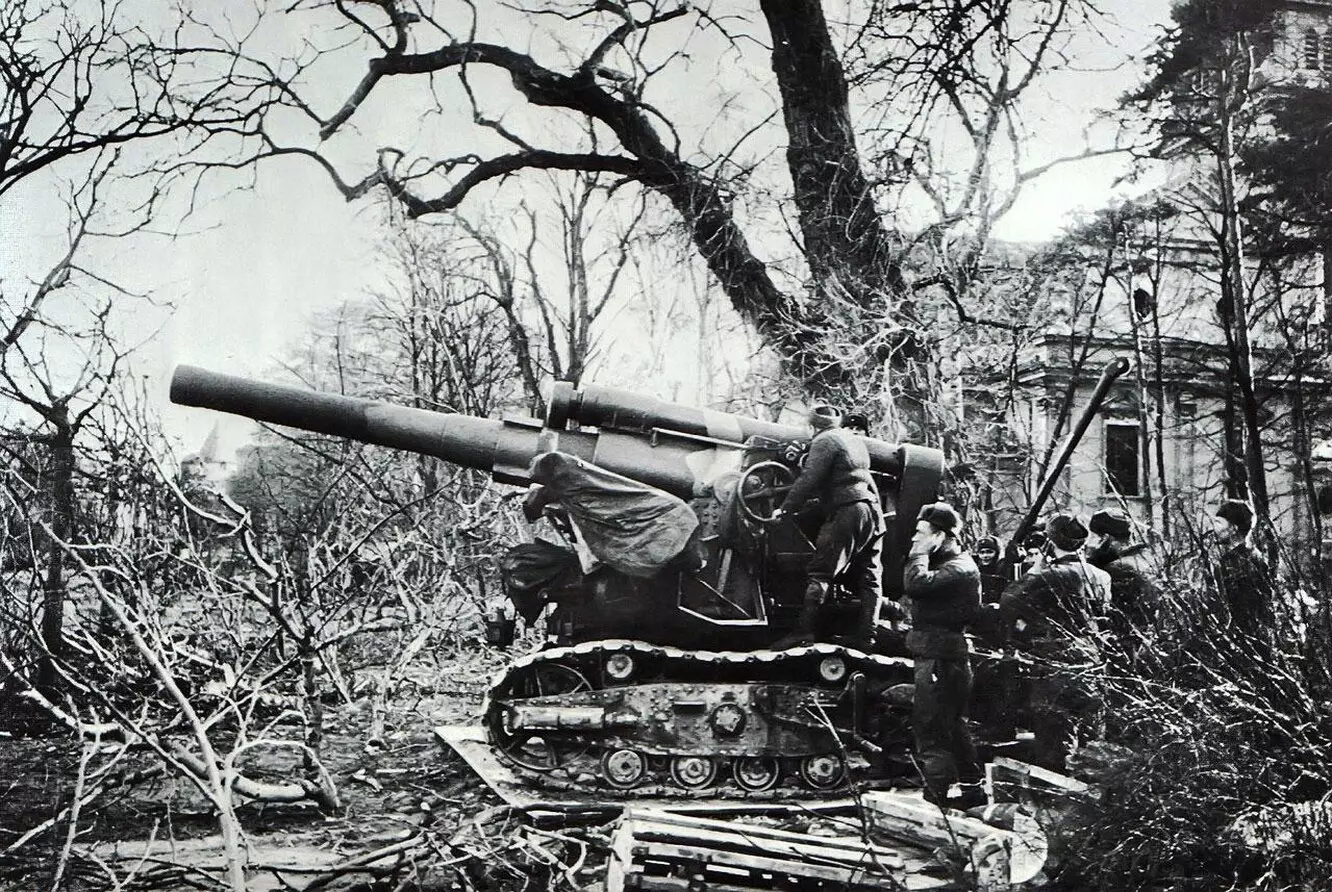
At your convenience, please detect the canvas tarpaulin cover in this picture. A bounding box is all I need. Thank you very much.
[524,451,700,578]
[500,540,583,623]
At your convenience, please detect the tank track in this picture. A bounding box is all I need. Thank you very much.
[482,640,914,799]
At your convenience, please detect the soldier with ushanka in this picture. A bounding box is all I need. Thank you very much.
[1000,513,1110,772]
[900,502,986,810]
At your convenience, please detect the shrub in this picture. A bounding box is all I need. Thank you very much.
[1047,558,1332,891]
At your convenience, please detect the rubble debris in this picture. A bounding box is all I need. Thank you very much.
[605,807,906,891]
[862,790,1047,886]
[986,757,1099,808]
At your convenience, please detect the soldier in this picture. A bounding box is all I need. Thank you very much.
[772,405,885,647]
[1019,529,1047,576]
[969,534,1010,737]
[843,411,871,437]
[902,502,985,809]
[1000,514,1111,772]
[1087,509,1157,660]
[1211,499,1274,642]
[974,535,1006,604]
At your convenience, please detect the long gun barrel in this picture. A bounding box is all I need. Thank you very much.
[548,382,907,476]
[171,365,569,484]
[1005,356,1132,565]
[169,368,943,523]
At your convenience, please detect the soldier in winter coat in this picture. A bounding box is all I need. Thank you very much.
[1087,509,1157,660]
[1211,499,1275,642]
[772,405,886,647]
[901,502,986,809]
[1000,514,1111,772]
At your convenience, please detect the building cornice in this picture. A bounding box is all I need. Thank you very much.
[969,333,1326,392]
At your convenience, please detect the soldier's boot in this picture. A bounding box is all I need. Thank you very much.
[775,581,828,648]
[854,590,883,650]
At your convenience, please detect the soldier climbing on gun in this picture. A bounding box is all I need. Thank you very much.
[771,405,886,648]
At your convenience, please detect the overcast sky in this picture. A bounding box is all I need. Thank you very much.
[2,0,1175,456]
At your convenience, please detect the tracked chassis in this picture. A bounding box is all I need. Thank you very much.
[482,640,915,798]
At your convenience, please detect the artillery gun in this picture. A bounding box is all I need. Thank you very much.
[170,360,1126,799]
[171,367,942,796]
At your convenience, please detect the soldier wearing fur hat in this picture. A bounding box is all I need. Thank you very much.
[999,513,1111,772]
[772,404,885,647]
[842,410,871,437]
[1211,499,1274,641]
[899,502,985,808]
[1088,510,1157,660]
[973,535,1006,605]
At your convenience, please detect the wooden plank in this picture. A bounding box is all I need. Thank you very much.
[988,756,1096,800]
[628,870,831,892]
[862,790,1048,886]
[606,809,909,892]
[861,791,1002,848]
[625,808,906,862]
[608,830,962,892]
[605,816,636,892]
[628,839,894,885]
[630,876,760,892]
[624,877,691,892]
[629,823,906,874]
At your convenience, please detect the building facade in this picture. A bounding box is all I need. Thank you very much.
[973,335,1326,552]
[954,0,1332,562]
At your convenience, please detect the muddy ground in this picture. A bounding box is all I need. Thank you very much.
[0,647,583,891]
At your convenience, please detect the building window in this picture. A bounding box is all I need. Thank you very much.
[1104,421,1141,497]
[1318,485,1332,515]
[1304,30,1322,70]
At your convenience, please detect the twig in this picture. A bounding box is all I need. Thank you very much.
[301,833,421,892]
[50,719,96,892]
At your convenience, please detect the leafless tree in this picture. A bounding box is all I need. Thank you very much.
[946,207,1125,529]
[0,388,349,891]
[453,169,650,404]
[0,0,303,690]
[0,154,147,691]
[1129,0,1283,532]
[151,1,1120,399]
[218,267,543,769]
[0,0,267,195]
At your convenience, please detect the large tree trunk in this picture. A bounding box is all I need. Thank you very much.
[1217,134,1269,524]
[759,0,925,405]
[759,0,904,306]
